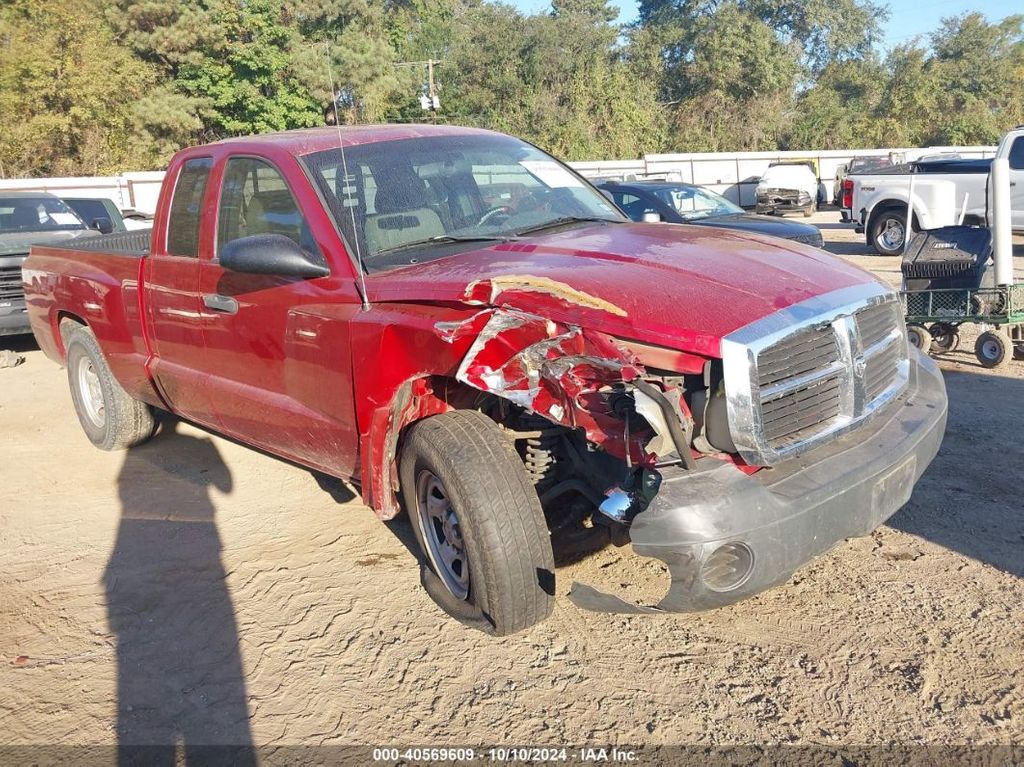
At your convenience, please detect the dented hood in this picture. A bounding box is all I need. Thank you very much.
[363,222,878,357]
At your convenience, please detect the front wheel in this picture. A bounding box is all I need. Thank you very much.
[399,410,555,635]
[66,326,156,450]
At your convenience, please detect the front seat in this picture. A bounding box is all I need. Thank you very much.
[363,165,445,255]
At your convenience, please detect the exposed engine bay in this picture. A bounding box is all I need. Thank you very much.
[436,306,741,557]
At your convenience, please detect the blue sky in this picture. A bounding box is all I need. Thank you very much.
[509,0,1022,50]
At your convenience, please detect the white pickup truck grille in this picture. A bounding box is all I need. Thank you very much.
[721,284,909,466]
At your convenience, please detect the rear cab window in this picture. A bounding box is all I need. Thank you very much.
[166,158,213,257]
[1008,137,1024,171]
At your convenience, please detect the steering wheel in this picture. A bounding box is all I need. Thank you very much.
[476,206,512,227]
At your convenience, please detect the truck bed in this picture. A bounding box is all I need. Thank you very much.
[24,232,158,403]
[52,228,151,256]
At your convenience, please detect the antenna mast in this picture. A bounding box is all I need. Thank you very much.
[325,42,371,311]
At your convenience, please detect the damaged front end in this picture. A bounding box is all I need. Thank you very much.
[436,304,746,612]
[435,282,947,615]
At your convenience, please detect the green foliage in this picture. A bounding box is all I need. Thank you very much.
[173,0,322,135]
[0,0,179,176]
[0,0,1023,177]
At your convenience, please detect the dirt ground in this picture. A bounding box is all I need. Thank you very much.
[2,213,1023,754]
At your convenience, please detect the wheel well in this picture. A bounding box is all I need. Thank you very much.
[867,201,920,241]
[56,312,87,356]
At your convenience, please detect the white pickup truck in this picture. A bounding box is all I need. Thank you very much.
[841,127,1024,255]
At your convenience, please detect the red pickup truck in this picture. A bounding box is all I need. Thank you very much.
[23,125,947,635]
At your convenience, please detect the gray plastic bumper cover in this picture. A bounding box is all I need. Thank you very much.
[568,349,948,613]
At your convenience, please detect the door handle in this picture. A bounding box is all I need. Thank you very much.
[202,294,239,314]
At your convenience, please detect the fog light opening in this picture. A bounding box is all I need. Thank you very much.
[701,542,755,592]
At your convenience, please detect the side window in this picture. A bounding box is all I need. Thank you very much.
[216,157,321,257]
[1009,137,1024,171]
[615,193,657,221]
[167,158,212,257]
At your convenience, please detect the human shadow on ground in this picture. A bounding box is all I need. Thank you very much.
[888,365,1024,577]
[104,421,255,765]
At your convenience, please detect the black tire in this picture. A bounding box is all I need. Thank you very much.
[975,330,1011,370]
[868,206,906,256]
[66,325,156,450]
[399,410,555,636]
[906,324,931,355]
[929,322,960,353]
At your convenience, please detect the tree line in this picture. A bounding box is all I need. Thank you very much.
[0,0,1021,177]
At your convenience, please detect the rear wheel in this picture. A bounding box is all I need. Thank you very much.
[929,322,960,353]
[66,326,156,450]
[869,207,906,256]
[975,330,1011,370]
[906,324,931,355]
[399,410,555,635]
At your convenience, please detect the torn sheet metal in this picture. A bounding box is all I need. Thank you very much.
[436,308,649,461]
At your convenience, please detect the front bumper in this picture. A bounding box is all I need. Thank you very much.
[569,348,947,613]
[755,193,813,215]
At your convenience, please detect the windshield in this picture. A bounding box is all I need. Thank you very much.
[848,157,892,174]
[650,185,743,221]
[0,196,85,234]
[303,134,623,272]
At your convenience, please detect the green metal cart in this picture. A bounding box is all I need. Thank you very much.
[901,283,1024,369]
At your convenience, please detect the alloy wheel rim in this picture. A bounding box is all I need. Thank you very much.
[415,470,470,600]
[880,218,905,250]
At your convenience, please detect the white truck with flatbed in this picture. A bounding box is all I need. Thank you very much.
[840,127,1024,255]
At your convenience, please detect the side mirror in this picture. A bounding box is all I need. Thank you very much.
[642,211,662,223]
[599,189,615,202]
[220,234,330,279]
[90,217,114,235]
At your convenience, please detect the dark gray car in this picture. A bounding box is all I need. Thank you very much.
[598,180,823,248]
[0,191,96,336]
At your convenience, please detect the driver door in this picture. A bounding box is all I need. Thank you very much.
[198,154,361,476]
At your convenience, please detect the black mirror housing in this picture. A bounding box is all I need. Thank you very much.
[90,217,114,235]
[219,234,330,279]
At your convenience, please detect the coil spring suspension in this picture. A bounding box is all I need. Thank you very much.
[521,415,560,491]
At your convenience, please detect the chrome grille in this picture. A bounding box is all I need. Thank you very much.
[757,324,838,388]
[0,266,23,302]
[761,373,843,445]
[856,302,899,349]
[721,284,910,466]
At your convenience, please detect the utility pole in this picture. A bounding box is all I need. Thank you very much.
[427,59,438,124]
[394,59,444,122]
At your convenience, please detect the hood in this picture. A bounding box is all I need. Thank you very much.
[689,214,820,241]
[364,222,879,357]
[0,228,96,258]
[756,166,817,197]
